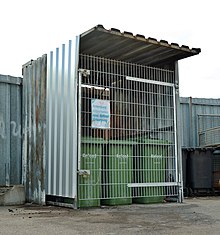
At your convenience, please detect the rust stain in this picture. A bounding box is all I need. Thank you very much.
[36,105,39,129]
[24,56,47,203]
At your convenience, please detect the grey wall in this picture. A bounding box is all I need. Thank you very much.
[180,97,220,148]
[0,74,22,186]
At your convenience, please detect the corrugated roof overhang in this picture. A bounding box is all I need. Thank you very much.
[80,25,201,67]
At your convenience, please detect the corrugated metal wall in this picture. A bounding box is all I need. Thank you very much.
[0,74,22,186]
[22,38,79,204]
[46,39,79,200]
[180,97,220,148]
[22,57,47,204]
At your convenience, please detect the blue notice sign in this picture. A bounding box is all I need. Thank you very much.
[91,99,110,129]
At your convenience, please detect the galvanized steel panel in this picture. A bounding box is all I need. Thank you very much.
[0,75,22,186]
[47,38,79,199]
[180,97,220,147]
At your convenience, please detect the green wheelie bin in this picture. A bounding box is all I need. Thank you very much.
[78,137,103,208]
[101,139,134,205]
[133,138,167,204]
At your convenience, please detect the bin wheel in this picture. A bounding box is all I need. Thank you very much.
[188,187,193,197]
[211,188,216,196]
[183,187,189,197]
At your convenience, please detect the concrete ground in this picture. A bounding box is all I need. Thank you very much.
[0,197,219,235]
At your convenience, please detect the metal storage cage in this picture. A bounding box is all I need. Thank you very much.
[78,55,178,206]
[22,25,200,207]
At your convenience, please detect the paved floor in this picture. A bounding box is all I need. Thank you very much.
[0,197,219,235]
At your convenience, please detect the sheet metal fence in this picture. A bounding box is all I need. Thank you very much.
[22,38,80,204]
[0,75,22,186]
[46,39,79,201]
[180,97,220,148]
[198,114,220,147]
[22,57,47,203]
[77,54,180,207]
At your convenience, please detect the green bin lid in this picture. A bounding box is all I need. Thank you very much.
[81,137,104,144]
[107,139,138,145]
[139,137,169,145]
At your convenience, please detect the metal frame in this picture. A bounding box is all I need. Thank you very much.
[77,71,82,175]
[175,62,184,202]
[125,76,178,190]
[77,54,182,206]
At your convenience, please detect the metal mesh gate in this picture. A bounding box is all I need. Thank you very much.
[77,54,180,207]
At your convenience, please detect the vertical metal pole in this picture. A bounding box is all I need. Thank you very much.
[46,51,53,196]
[72,36,80,209]
[22,67,28,192]
[189,97,193,147]
[5,84,10,186]
[173,85,178,181]
[78,72,82,172]
[174,62,184,202]
[75,70,82,209]
[197,114,200,147]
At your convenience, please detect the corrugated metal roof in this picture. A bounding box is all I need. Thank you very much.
[80,25,201,67]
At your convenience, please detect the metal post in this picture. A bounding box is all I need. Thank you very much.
[189,97,193,147]
[77,69,90,173]
[173,85,178,187]
[77,72,82,173]
[175,61,184,202]
[197,114,201,147]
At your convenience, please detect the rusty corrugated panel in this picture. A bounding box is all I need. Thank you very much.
[0,75,22,186]
[22,56,47,204]
[80,25,201,67]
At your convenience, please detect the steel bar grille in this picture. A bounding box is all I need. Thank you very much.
[78,54,179,207]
